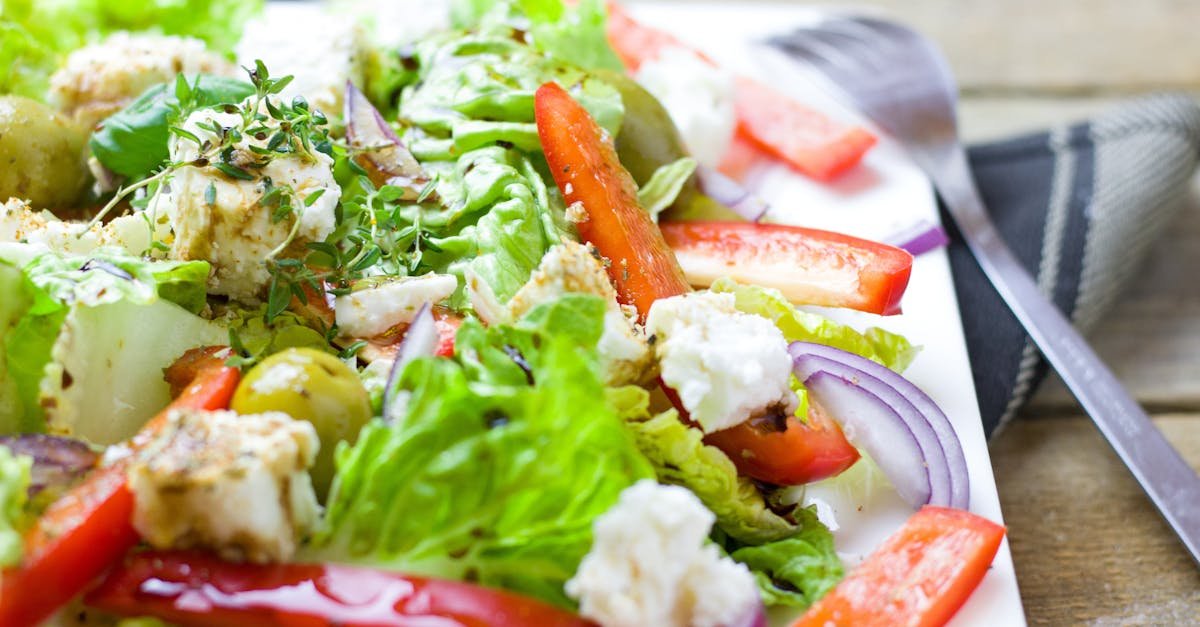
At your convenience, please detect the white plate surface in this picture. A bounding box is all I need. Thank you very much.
[629,2,1025,625]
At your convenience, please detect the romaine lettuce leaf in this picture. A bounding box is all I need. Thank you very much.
[2,265,67,434]
[0,0,262,100]
[614,385,800,545]
[90,75,255,179]
[22,248,211,314]
[711,277,918,372]
[722,506,844,608]
[309,295,653,607]
[638,157,697,222]
[450,0,624,72]
[0,445,30,567]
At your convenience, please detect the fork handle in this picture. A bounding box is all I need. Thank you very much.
[933,150,1200,564]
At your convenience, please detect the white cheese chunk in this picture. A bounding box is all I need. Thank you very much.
[645,291,798,433]
[334,273,458,338]
[566,480,760,627]
[127,408,320,563]
[163,102,341,301]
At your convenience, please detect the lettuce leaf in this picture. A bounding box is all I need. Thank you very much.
[615,386,800,545]
[0,0,262,100]
[723,506,844,608]
[711,278,918,372]
[638,157,697,222]
[90,75,255,179]
[21,248,211,314]
[309,295,653,607]
[2,264,67,434]
[0,445,31,567]
[450,0,624,72]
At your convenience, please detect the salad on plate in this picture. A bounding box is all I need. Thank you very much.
[0,0,1007,625]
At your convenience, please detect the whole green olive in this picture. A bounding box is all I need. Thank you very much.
[230,348,372,500]
[598,70,742,222]
[0,96,88,209]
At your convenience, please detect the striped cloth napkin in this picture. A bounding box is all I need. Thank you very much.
[950,94,1200,438]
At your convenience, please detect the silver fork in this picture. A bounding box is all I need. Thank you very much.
[769,15,1200,564]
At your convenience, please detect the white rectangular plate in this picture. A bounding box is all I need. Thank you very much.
[628,2,1025,625]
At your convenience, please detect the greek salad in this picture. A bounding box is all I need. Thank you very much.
[0,0,1007,625]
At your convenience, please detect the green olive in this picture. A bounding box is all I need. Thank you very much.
[231,348,372,500]
[598,70,743,222]
[0,96,88,209]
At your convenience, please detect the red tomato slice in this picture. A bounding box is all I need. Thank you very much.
[704,399,860,486]
[0,348,239,627]
[535,81,691,320]
[660,221,913,316]
[86,550,596,627]
[794,506,1006,627]
[605,1,876,181]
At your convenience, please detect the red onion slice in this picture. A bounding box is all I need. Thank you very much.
[727,599,768,627]
[790,342,969,510]
[0,434,98,497]
[344,81,430,200]
[803,370,931,507]
[695,166,769,222]
[885,219,950,256]
[381,303,438,422]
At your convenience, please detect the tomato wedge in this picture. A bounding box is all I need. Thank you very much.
[794,506,1006,627]
[535,81,690,320]
[86,550,595,627]
[605,1,876,180]
[660,221,913,316]
[0,347,239,627]
[704,400,860,486]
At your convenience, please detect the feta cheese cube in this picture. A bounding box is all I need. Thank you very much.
[334,273,458,339]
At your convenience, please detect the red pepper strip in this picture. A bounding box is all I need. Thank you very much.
[605,1,876,181]
[535,81,691,321]
[86,550,596,627]
[660,221,913,316]
[0,347,240,627]
[794,506,1006,627]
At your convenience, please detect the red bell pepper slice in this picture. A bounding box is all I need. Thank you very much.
[605,1,876,181]
[794,506,1006,627]
[535,81,691,320]
[0,347,239,627]
[660,220,913,316]
[86,550,596,627]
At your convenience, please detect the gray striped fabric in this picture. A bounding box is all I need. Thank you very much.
[948,94,1200,438]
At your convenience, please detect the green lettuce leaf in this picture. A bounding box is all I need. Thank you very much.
[711,277,918,372]
[90,75,255,179]
[2,264,67,434]
[0,0,262,100]
[638,157,697,222]
[309,294,653,607]
[21,248,211,314]
[616,386,800,545]
[367,25,624,307]
[723,506,844,608]
[450,0,624,72]
[0,445,31,567]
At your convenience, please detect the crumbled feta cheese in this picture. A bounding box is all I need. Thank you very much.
[163,101,340,301]
[334,274,458,338]
[237,12,365,118]
[645,292,797,433]
[635,47,736,169]
[49,33,234,128]
[507,242,655,386]
[566,480,760,627]
[330,0,451,47]
[127,408,320,563]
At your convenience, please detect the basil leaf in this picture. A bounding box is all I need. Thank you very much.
[89,74,254,179]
